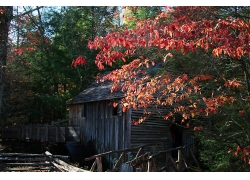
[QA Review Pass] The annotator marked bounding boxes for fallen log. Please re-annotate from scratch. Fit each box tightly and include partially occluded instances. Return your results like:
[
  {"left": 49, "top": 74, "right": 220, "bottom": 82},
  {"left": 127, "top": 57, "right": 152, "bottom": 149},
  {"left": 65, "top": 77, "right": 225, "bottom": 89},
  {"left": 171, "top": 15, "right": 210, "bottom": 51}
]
[
  {"left": 52, "top": 158, "right": 89, "bottom": 172},
  {"left": 45, "top": 151, "right": 89, "bottom": 172}
]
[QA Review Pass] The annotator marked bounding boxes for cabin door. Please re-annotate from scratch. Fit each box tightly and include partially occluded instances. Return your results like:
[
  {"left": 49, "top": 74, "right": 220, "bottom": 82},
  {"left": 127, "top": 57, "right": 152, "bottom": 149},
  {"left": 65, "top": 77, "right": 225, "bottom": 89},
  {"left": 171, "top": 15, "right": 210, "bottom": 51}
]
[{"left": 170, "top": 124, "right": 183, "bottom": 157}]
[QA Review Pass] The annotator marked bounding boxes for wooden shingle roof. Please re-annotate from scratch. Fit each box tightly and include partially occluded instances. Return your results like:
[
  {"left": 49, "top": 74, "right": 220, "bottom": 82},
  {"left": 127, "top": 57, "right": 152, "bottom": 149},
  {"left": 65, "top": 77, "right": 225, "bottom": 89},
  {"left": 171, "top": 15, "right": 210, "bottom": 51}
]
[
  {"left": 67, "top": 71, "right": 125, "bottom": 105},
  {"left": 67, "top": 64, "right": 163, "bottom": 105}
]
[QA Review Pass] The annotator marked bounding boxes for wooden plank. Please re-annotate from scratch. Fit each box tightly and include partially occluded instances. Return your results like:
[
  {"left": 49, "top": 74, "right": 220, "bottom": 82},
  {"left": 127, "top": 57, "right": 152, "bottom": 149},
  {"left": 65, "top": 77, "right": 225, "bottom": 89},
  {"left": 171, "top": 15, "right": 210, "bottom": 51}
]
[
  {"left": 0, "top": 152, "right": 51, "bottom": 157},
  {"left": 0, "top": 167, "right": 53, "bottom": 172},
  {"left": 115, "top": 116, "right": 119, "bottom": 151},
  {"left": 127, "top": 109, "right": 132, "bottom": 148},
  {"left": 53, "top": 158, "right": 88, "bottom": 172},
  {"left": 0, "top": 162, "right": 52, "bottom": 167},
  {"left": 50, "top": 162, "right": 66, "bottom": 172},
  {"left": 0, "top": 157, "right": 51, "bottom": 162}
]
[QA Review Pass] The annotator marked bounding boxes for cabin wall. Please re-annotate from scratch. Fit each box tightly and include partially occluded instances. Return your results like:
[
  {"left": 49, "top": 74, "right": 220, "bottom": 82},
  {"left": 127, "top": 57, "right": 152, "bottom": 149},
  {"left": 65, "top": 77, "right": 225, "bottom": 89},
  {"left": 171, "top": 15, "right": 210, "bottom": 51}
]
[
  {"left": 69, "top": 104, "right": 81, "bottom": 119},
  {"left": 68, "top": 104, "right": 82, "bottom": 126},
  {"left": 80, "top": 100, "right": 131, "bottom": 165},
  {"left": 130, "top": 109, "right": 171, "bottom": 154}
]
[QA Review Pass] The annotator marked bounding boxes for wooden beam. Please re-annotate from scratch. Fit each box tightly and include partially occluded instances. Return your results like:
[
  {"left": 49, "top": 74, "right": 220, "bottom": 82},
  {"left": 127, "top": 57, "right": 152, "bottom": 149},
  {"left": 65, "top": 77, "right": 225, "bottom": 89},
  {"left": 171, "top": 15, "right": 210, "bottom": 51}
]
[
  {"left": 177, "top": 149, "right": 182, "bottom": 172},
  {"left": 90, "top": 159, "right": 97, "bottom": 172},
  {"left": 166, "top": 153, "right": 178, "bottom": 172},
  {"left": 113, "top": 152, "right": 124, "bottom": 169},
  {"left": 96, "top": 157, "right": 103, "bottom": 172},
  {"left": 52, "top": 158, "right": 88, "bottom": 172}
]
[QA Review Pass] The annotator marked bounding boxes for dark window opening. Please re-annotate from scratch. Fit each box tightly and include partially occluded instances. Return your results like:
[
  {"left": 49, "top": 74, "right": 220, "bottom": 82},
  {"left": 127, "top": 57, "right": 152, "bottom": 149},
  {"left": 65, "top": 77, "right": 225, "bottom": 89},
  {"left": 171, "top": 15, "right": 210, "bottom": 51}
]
[
  {"left": 113, "top": 106, "right": 118, "bottom": 116},
  {"left": 170, "top": 124, "right": 183, "bottom": 158}
]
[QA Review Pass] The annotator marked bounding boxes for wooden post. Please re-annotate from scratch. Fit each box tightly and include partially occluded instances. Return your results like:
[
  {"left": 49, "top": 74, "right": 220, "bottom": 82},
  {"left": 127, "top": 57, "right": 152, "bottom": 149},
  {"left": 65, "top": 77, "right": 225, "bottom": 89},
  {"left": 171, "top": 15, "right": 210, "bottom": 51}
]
[
  {"left": 56, "top": 126, "right": 58, "bottom": 143},
  {"left": 37, "top": 125, "right": 40, "bottom": 141},
  {"left": 18, "top": 125, "right": 21, "bottom": 139},
  {"left": 167, "top": 153, "right": 178, "bottom": 172},
  {"left": 29, "top": 125, "right": 32, "bottom": 140},
  {"left": 1, "top": 125, "right": 3, "bottom": 139},
  {"left": 90, "top": 159, "right": 97, "bottom": 172},
  {"left": 123, "top": 150, "right": 127, "bottom": 162},
  {"left": 96, "top": 157, "right": 103, "bottom": 172},
  {"left": 57, "top": 119, "right": 61, "bottom": 126},
  {"left": 22, "top": 125, "right": 26, "bottom": 140},
  {"left": 177, "top": 149, "right": 182, "bottom": 172},
  {"left": 45, "top": 124, "right": 48, "bottom": 141},
  {"left": 147, "top": 159, "right": 152, "bottom": 172}
]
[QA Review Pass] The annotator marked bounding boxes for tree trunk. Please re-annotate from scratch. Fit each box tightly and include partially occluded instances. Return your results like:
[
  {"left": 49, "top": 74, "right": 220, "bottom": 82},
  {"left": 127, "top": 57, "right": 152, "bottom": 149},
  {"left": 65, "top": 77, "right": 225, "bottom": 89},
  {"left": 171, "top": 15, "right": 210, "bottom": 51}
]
[{"left": 0, "top": 6, "right": 13, "bottom": 118}]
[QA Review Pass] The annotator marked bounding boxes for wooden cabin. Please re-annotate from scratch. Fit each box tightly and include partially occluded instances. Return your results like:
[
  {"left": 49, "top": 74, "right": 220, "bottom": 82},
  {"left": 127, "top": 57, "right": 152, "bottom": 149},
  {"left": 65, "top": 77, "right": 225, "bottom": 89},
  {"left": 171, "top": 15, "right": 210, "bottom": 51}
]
[{"left": 67, "top": 68, "right": 195, "bottom": 166}]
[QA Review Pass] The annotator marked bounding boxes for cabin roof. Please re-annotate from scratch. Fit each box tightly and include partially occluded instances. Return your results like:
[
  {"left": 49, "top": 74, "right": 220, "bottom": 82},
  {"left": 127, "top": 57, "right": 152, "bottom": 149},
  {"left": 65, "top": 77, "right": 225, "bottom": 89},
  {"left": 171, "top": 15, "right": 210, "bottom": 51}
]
[
  {"left": 67, "top": 72, "right": 125, "bottom": 105},
  {"left": 67, "top": 64, "right": 163, "bottom": 105}
]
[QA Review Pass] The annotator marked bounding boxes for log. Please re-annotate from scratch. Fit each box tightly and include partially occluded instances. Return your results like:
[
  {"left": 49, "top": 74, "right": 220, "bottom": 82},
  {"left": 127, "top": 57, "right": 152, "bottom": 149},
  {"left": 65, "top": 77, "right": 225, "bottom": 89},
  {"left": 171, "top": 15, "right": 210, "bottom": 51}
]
[{"left": 53, "top": 158, "right": 88, "bottom": 172}]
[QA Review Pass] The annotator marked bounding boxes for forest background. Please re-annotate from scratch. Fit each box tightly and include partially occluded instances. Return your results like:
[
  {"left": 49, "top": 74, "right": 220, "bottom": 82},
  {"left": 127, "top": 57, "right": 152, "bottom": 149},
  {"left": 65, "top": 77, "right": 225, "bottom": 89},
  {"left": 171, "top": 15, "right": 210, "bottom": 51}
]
[{"left": 0, "top": 5, "right": 250, "bottom": 172}]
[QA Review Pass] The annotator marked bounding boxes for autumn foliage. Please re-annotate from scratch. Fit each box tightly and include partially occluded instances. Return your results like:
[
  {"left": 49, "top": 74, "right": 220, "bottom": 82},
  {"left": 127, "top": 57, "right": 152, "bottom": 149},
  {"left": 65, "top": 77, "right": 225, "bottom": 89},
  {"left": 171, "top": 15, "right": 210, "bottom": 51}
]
[
  {"left": 71, "top": 56, "right": 87, "bottom": 68},
  {"left": 75, "top": 6, "right": 250, "bottom": 166},
  {"left": 86, "top": 6, "right": 250, "bottom": 122}
]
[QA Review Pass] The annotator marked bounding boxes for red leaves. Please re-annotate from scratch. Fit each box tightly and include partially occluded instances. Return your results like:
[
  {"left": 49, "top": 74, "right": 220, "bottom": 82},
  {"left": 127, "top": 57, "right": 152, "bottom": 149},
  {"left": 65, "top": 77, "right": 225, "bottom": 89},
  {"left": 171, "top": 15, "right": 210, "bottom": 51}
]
[
  {"left": 238, "top": 110, "right": 244, "bottom": 116},
  {"left": 224, "top": 79, "right": 242, "bottom": 89},
  {"left": 163, "top": 112, "right": 173, "bottom": 120},
  {"left": 194, "top": 126, "right": 202, "bottom": 131},
  {"left": 231, "top": 145, "right": 250, "bottom": 165},
  {"left": 89, "top": 11, "right": 250, "bottom": 71},
  {"left": 13, "top": 48, "right": 23, "bottom": 56},
  {"left": 0, "top": 8, "right": 5, "bottom": 15},
  {"left": 113, "top": 102, "right": 118, "bottom": 108},
  {"left": 71, "top": 56, "right": 87, "bottom": 68}
]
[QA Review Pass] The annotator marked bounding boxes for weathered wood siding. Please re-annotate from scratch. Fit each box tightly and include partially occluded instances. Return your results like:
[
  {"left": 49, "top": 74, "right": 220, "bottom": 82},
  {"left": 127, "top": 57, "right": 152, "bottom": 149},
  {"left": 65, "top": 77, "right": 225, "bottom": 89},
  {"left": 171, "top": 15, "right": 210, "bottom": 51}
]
[
  {"left": 80, "top": 100, "right": 131, "bottom": 164},
  {"left": 130, "top": 108, "right": 170, "bottom": 154},
  {"left": 68, "top": 104, "right": 82, "bottom": 125}
]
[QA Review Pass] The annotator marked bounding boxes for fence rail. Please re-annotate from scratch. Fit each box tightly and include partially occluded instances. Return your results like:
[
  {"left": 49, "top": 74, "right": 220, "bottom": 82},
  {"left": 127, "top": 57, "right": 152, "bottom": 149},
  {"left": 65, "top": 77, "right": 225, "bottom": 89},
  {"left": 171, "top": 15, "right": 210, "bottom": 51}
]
[
  {"left": 0, "top": 151, "right": 88, "bottom": 172},
  {"left": 85, "top": 141, "right": 199, "bottom": 172},
  {"left": 0, "top": 118, "right": 82, "bottom": 143}
]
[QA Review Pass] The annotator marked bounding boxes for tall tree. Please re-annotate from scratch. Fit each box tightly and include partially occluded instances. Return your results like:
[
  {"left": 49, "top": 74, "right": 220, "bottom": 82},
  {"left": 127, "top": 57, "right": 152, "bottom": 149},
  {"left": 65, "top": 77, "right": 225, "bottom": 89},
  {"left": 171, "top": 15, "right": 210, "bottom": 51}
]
[
  {"left": 85, "top": 6, "right": 250, "bottom": 169},
  {"left": 0, "top": 6, "right": 13, "bottom": 119},
  {"left": 3, "top": 6, "right": 122, "bottom": 123}
]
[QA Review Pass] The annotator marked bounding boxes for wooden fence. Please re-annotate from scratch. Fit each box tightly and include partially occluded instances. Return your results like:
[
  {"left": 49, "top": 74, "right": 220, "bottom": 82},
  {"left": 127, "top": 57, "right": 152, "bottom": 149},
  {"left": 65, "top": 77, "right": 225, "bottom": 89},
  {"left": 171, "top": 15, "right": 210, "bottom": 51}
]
[
  {"left": 0, "top": 118, "right": 82, "bottom": 143},
  {"left": 84, "top": 141, "right": 199, "bottom": 172},
  {"left": 0, "top": 151, "right": 89, "bottom": 172}
]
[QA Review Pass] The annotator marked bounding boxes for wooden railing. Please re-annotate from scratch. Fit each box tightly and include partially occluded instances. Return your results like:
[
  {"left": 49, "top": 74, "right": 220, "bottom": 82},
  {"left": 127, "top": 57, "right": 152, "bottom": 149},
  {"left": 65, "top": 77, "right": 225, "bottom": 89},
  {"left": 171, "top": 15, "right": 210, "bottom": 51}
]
[
  {"left": 84, "top": 141, "right": 199, "bottom": 172},
  {"left": 0, "top": 118, "right": 83, "bottom": 143},
  {"left": 0, "top": 151, "right": 88, "bottom": 172}
]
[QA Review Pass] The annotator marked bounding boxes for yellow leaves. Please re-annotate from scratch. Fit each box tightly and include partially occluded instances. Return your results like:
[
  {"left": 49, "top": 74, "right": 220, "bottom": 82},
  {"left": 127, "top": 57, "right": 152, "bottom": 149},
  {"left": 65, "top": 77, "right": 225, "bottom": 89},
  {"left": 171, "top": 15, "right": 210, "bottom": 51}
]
[{"left": 191, "top": 112, "right": 195, "bottom": 118}]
